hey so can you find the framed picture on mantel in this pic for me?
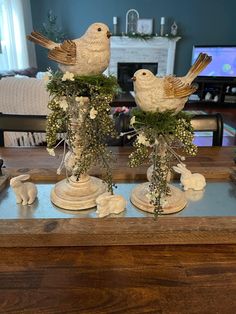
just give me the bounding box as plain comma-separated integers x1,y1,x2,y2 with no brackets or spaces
137,19,153,35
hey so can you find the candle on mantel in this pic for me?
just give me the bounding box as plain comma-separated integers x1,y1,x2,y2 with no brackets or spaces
113,16,118,35
161,17,165,25
160,17,165,36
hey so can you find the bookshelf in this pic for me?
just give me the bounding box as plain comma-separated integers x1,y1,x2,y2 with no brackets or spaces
191,77,236,104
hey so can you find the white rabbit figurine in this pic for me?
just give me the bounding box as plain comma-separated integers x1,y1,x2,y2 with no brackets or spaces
172,163,206,191
96,192,126,218
10,174,38,205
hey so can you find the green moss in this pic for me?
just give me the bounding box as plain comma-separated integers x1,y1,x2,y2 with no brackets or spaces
46,72,119,97
129,108,197,168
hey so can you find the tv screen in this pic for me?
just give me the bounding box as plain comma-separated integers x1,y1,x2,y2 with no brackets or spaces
192,46,236,78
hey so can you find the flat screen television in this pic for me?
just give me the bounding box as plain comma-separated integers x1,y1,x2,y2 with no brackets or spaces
192,45,236,79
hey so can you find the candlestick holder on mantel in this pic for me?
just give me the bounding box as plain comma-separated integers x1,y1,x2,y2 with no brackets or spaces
113,16,118,35
160,16,165,36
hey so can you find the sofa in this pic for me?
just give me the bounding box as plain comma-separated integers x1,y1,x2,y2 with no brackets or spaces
0,67,38,79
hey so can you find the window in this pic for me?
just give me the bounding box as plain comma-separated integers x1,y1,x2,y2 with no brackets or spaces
0,0,35,71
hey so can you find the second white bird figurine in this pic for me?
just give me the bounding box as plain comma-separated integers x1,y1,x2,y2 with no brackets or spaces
132,53,212,114
27,23,112,75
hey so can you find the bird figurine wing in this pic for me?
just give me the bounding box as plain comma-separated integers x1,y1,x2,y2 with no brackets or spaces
48,40,76,65
27,31,58,50
163,76,197,98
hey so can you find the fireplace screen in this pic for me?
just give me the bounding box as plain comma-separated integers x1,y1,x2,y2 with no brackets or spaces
117,62,158,91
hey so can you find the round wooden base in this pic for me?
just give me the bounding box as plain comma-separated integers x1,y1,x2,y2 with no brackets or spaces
131,182,187,214
51,175,107,210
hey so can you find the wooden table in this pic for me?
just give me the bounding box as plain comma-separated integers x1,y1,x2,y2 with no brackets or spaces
0,146,236,313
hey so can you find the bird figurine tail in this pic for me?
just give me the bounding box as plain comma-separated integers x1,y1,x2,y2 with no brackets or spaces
184,53,212,84
27,31,58,50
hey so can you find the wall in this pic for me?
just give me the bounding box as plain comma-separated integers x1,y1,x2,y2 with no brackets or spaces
30,0,236,75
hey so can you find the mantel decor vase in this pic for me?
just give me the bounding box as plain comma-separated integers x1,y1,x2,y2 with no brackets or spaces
45,72,118,210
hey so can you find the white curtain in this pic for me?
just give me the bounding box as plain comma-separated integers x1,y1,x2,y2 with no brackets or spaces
0,0,36,71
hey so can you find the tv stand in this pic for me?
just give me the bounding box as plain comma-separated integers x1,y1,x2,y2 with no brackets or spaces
191,77,236,104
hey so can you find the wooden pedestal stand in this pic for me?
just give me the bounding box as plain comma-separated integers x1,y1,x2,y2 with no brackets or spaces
51,97,107,210
131,183,187,214
51,174,106,210
131,138,187,215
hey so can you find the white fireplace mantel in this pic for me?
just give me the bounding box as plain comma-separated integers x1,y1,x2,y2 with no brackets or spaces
108,36,181,77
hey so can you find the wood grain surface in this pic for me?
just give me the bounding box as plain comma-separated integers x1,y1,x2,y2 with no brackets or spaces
0,245,236,313
1,216,236,247
0,146,236,313
0,146,235,182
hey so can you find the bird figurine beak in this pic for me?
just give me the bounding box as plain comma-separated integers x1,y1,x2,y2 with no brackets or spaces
107,31,112,38
131,76,136,81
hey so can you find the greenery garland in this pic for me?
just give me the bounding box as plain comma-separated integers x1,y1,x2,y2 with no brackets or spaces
45,71,119,193
125,33,155,40
128,108,197,216
113,33,179,40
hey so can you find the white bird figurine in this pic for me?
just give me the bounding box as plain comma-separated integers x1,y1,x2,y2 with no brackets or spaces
27,22,112,75
132,53,212,113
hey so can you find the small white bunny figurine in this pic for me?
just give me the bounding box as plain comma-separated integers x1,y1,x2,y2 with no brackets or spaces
10,174,38,205
172,163,206,191
95,192,126,218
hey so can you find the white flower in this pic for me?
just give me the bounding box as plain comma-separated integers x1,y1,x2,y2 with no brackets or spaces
137,133,150,146
75,96,85,105
59,99,68,111
130,116,136,126
89,107,98,119
47,148,55,156
62,71,75,81
75,96,90,106
43,71,52,83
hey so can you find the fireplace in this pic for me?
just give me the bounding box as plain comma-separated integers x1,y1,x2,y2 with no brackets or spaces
108,36,181,78
117,62,158,91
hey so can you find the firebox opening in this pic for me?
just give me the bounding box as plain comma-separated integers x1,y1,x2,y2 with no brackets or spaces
117,62,158,91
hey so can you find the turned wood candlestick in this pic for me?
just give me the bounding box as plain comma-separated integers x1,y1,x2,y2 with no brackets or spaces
51,97,107,210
